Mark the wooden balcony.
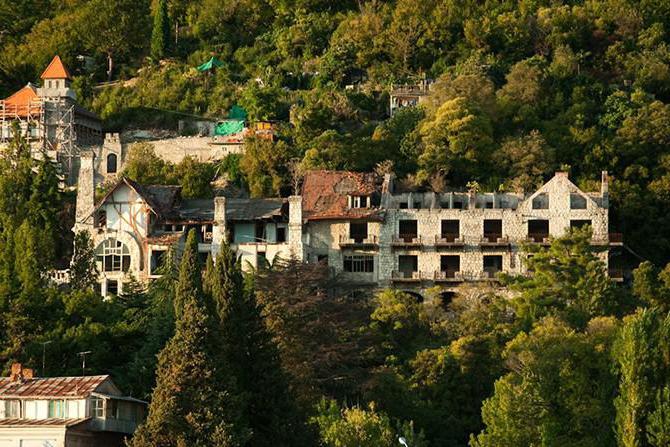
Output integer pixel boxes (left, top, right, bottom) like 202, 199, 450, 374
339, 234, 379, 249
434, 235, 465, 248
391, 270, 423, 283
392, 234, 423, 248
433, 270, 464, 283
480, 234, 510, 247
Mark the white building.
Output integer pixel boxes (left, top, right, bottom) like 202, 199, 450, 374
0, 364, 145, 447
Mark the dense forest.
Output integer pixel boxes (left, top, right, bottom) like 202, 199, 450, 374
2, 0, 670, 446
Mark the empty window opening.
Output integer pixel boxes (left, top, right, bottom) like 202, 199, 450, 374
398, 255, 418, 273
150, 250, 166, 275
106, 280, 119, 297
570, 193, 587, 209
398, 220, 418, 242
483, 219, 503, 242
570, 219, 592, 230
441, 220, 460, 241
349, 222, 368, 243
276, 226, 286, 243
344, 255, 374, 273
106, 153, 117, 174
351, 196, 368, 208
96, 210, 106, 228
399, 202, 408, 209
532, 193, 549, 209
440, 255, 460, 277
96, 238, 131, 272
528, 220, 549, 242
483, 255, 503, 277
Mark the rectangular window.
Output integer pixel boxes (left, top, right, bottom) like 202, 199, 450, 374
441, 220, 460, 241
93, 398, 104, 418
349, 222, 368, 243
528, 220, 549, 242
483, 219, 503, 242
48, 400, 66, 418
352, 196, 368, 208
483, 255, 503, 277
570, 220, 592, 230
440, 255, 460, 277
399, 202, 408, 209
453, 200, 464, 209
398, 255, 418, 275
343, 255, 374, 273
107, 280, 118, 296
5, 400, 20, 418
398, 220, 418, 241
413, 201, 421, 209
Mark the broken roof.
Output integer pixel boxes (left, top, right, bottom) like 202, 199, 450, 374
0, 375, 111, 399
226, 198, 287, 221
94, 178, 181, 219
41, 55, 72, 80
301, 170, 382, 221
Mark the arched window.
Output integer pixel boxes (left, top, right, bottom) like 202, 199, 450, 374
95, 238, 130, 272
106, 153, 117, 174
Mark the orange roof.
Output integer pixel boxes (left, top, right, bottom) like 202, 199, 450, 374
2, 84, 40, 117
40, 55, 72, 80
301, 170, 382, 221
0, 375, 110, 399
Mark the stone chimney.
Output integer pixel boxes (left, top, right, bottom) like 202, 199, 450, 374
212, 197, 227, 254
74, 151, 96, 231
601, 170, 609, 208
9, 363, 34, 382
288, 196, 304, 261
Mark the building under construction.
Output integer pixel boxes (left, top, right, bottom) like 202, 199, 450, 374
0, 56, 104, 182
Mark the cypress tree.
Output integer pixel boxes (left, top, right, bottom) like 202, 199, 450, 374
150, 0, 171, 61
213, 241, 310, 446
131, 230, 248, 446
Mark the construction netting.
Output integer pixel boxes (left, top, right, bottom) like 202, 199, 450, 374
215, 120, 245, 136
196, 57, 225, 72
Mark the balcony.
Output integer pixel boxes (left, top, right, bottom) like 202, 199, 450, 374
391, 270, 423, 283
433, 270, 463, 283
339, 234, 379, 249
480, 268, 501, 281
480, 234, 509, 247
392, 234, 423, 248
592, 233, 624, 247
526, 233, 551, 245
434, 234, 465, 248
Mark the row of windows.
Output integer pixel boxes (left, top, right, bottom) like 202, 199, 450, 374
341, 254, 505, 275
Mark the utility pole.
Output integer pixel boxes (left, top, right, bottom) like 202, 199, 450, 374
78, 351, 92, 376
40, 341, 52, 377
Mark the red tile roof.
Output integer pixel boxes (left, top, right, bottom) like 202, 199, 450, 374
301, 170, 382, 221
1, 84, 40, 118
40, 55, 72, 80
0, 418, 89, 428
0, 376, 109, 399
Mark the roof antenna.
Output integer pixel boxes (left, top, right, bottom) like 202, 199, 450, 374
78, 351, 92, 376
40, 341, 52, 377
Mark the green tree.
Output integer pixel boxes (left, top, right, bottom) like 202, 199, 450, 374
69, 231, 98, 292
151, 0, 171, 61
130, 230, 247, 446
212, 242, 309, 446
472, 317, 619, 447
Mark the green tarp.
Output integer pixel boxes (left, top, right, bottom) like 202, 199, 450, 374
228, 104, 247, 120
215, 120, 245, 136
196, 56, 225, 72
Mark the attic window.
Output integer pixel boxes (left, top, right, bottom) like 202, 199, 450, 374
351, 196, 369, 209
532, 193, 549, 210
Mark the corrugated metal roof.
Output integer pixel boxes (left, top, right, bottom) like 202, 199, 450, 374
0, 376, 109, 399
0, 418, 89, 428
226, 198, 286, 221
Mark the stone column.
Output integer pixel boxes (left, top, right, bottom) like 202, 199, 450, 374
601, 170, 609, 209
74, 151, 95, 233
288, 196, 304, 261
213, 197, 227, 255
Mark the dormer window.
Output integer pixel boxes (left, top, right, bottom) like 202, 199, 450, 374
351, 195, 369, 209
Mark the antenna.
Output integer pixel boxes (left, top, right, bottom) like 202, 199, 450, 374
78, 351, 92, 376
40, 341, 52, 377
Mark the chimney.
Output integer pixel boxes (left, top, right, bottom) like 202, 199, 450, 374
213, 197, 227, 254
288, 196, 304, 261
22, 368, 34, 380
601, 170, 609, 208
75, 151, 96, 230
9, 363, 33, 382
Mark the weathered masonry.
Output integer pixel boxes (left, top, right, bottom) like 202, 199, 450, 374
299, 169, 621, 298
71, 160, 620, 298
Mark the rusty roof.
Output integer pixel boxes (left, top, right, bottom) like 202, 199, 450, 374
0, 418, 89, 428
41, 55, 72, 80
0, 375, 109, 399
301, 170, 382, 221
2, 84, 40, 118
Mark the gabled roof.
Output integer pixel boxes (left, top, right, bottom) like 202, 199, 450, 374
302, 170, 382, 221
2, 84, 40, 117
41, 55, 72, 80
0, 375, 111, 399
93, 178, 181, 219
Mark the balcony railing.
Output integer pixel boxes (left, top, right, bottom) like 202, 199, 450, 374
392, 234, 422, 247
481, 234, 509, 246
339, 234, 379, 248
391, 270, 423, 282
434, 235, 465, 247
433, 270, 463, 282
608, 268, 624, 282
609, 233, 624, 245
527, 233, 551, 245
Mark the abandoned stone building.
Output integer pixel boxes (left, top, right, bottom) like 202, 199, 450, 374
73, 153, 621, 298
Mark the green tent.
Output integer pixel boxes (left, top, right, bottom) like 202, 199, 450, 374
215, 120, 245, 136
196, 56, 225, 72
